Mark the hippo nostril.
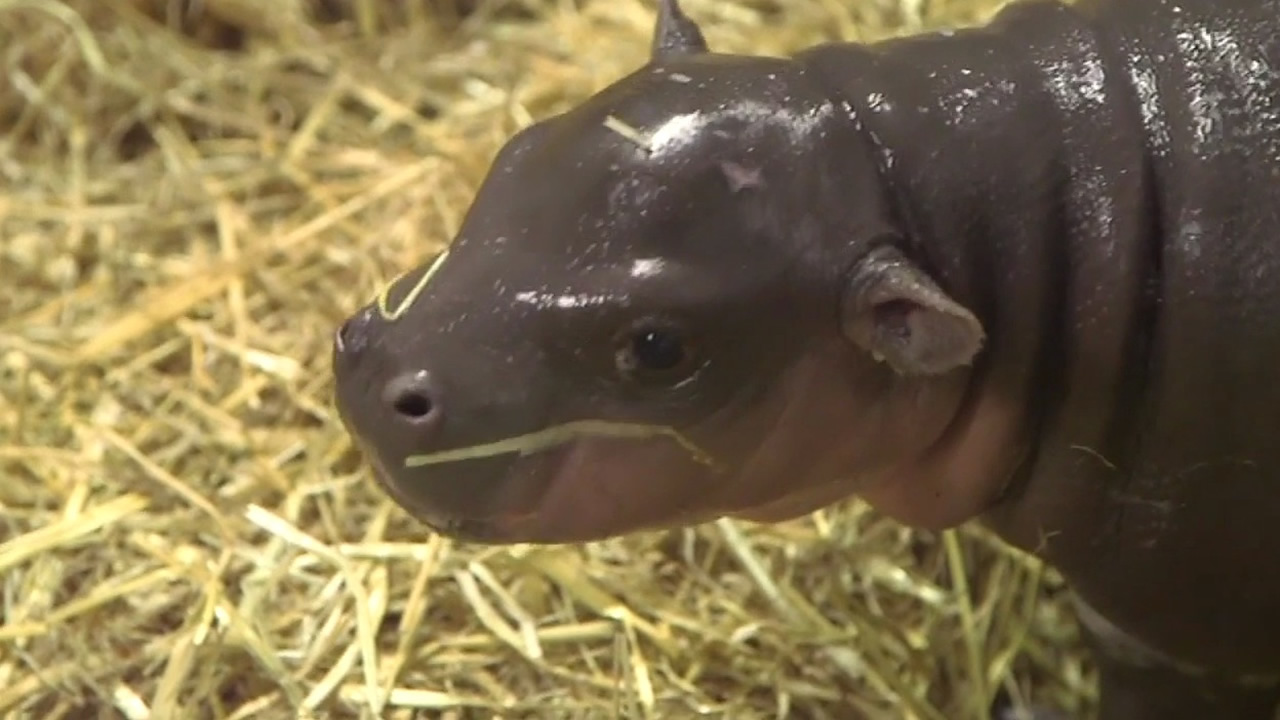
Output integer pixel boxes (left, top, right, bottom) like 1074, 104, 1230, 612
384, 371, 440, 425
393, 390, 433, 419
335, 307, 375, 356
333, 323, 349, 353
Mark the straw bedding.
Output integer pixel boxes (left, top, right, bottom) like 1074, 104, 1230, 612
1, 0, 1096, 717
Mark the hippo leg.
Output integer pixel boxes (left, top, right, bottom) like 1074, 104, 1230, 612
1073, 596, 1280, 719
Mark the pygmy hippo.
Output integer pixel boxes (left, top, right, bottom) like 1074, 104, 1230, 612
331, 0, 1280, 716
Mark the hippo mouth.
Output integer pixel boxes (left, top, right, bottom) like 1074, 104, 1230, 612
403, 420, 721, 471
361, 442, 561, 542
363, 420, 730, 544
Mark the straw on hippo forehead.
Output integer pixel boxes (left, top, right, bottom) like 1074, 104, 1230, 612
403, 419, 725, 471
370, 113, 680, 325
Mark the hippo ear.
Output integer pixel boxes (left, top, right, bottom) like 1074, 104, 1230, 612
841, 247, 985, 376
652, 0, 709, 59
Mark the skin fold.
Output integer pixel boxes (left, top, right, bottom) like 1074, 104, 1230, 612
331, 0, 1280, 716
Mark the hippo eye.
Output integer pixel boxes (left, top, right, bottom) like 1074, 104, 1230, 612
614, 321, 697, 383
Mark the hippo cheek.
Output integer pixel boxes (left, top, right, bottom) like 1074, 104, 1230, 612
490, 436, 733, 544
361, 443, 564, 542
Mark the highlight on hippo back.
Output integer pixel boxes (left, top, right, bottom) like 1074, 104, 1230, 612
333, 0, 1280, 717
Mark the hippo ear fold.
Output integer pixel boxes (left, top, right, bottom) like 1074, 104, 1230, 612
652, 0, 709, 59
841, 247, 986, 376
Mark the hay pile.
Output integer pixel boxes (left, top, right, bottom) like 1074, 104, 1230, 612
1, 0, 1096, 717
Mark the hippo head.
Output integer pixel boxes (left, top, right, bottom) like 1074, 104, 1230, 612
331, 0, 986, 544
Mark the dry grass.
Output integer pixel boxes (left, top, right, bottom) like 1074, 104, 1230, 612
1, 0, 1096, 718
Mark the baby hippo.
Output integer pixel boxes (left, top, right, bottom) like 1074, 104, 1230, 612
332, 0, 1280, 717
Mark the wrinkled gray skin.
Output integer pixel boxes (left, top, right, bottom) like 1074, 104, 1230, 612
332, 0, 1280, 716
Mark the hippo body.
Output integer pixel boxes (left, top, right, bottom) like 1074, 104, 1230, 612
332, 0, 1280, 716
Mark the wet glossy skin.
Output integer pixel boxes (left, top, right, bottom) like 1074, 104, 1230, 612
332, 46, 969, 543
333, 0, 1280, 716
799, 0, 1280, 692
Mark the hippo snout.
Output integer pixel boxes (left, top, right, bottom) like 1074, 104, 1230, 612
330, 303, 556, 540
